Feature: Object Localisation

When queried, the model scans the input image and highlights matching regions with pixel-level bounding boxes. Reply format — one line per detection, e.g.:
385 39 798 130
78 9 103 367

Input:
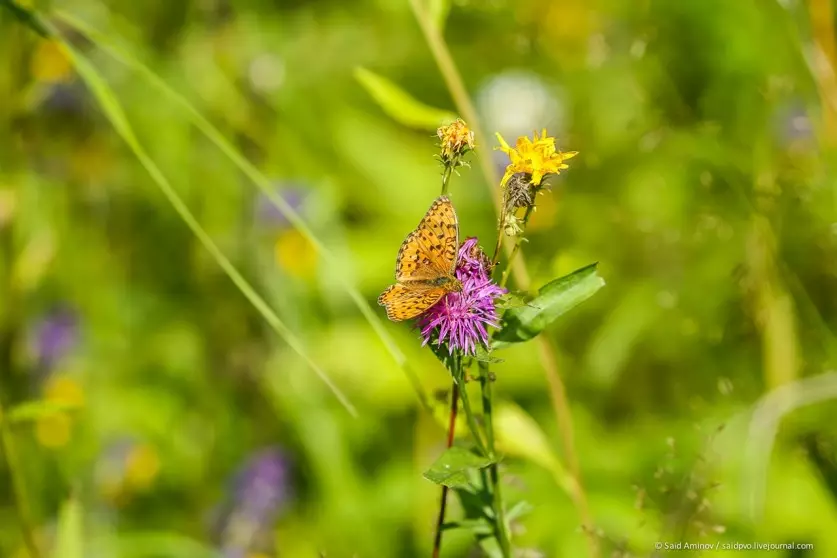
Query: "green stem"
431 381 459 558
479 362 512 557
0 409 41 558
440 164 453 196
498 201 537 288
453 354 487 456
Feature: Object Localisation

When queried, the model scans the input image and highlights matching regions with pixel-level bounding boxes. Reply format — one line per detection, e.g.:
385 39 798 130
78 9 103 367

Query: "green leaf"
441 518 493 535
495 290 532 311
428 0 451 31
472 344 503 364
111 532 223 558
506 499 534 523
494 401 575 498
54 497 83 558
493 263 605 347
6 399 81 425
428 339 456 373
354 66 457 130
423 446 495 488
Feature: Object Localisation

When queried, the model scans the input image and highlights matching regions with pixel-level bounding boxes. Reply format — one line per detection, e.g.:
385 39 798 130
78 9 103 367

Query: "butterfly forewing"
395 196 458 282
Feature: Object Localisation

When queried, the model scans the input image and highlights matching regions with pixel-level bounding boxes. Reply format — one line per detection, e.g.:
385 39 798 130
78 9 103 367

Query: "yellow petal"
495 132 511 152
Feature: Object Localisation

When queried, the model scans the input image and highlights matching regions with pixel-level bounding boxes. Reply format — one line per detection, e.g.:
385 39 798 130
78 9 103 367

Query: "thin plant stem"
431 381 459 558
408 3 598 554
454 356 487 456
478 362 511 557
0 406 41 558
499 202 537 288
440 165 453 196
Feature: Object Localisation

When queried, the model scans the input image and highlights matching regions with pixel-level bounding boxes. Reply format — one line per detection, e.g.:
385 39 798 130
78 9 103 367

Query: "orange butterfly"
378 196 462 321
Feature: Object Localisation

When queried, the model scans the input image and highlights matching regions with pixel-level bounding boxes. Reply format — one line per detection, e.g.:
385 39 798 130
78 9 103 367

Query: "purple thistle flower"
29 306 78 369
419 238 506 355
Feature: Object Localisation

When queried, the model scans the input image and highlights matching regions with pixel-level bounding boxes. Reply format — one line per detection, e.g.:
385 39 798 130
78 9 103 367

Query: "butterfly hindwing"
377 284 447 322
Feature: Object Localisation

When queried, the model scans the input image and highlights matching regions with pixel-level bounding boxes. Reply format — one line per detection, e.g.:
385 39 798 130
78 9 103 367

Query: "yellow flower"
35 375 85 449
31 39 72 84
495 129 578 187
275 230 317 278
125 443 161 491
437 119 475 162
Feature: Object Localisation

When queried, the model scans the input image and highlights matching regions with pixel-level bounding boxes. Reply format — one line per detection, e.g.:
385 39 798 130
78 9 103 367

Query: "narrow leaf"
54 497 83 558
428 0 451 31
494 401 575 497
440 518 493 535
493 263 604 347
7 400 81 424
423 446 494 488
354 66 457 130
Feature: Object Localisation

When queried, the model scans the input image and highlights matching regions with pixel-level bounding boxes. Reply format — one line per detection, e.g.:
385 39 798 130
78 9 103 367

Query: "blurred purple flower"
233 448 289 522
254 185 306 230
217 448 291 556
41 82 86 114
29 306 78 369
419 238 506 355
774 101 815 149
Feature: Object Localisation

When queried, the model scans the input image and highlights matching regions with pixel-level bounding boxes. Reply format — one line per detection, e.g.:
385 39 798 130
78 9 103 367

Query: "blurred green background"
2 0 837 556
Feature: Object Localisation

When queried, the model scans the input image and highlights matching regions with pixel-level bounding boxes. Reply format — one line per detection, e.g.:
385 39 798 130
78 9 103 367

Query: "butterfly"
378 195 462 321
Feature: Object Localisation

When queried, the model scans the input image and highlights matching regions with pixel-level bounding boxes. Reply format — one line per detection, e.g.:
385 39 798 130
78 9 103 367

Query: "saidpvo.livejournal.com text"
655 541 814 552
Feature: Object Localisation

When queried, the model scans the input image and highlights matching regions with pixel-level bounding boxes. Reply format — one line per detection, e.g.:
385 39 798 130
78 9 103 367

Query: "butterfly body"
378 196 460 322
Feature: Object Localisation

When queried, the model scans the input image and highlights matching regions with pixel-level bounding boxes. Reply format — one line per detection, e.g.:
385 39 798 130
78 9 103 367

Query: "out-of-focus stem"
808 0 837 145
0 410 41 558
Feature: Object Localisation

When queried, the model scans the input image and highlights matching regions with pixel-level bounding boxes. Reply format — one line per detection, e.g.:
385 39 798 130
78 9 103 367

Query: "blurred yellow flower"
35 412 72 448
44 375 85 407
437 119 475 162
35 375 85 449
0 189 16 227
31 39 72 83
275 230 317 278
125 443 161 491
495 130 577 187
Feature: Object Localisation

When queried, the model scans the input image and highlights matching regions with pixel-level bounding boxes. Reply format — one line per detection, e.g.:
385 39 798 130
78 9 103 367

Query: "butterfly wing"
377 283 446 322
395 196 458 282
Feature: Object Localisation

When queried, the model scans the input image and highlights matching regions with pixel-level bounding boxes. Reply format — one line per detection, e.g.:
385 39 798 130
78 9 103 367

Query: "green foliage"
2 0 837 556
5 400 80 425
493 263 605 347
54 498 82 558
355 67 457 131
423 446 495 488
